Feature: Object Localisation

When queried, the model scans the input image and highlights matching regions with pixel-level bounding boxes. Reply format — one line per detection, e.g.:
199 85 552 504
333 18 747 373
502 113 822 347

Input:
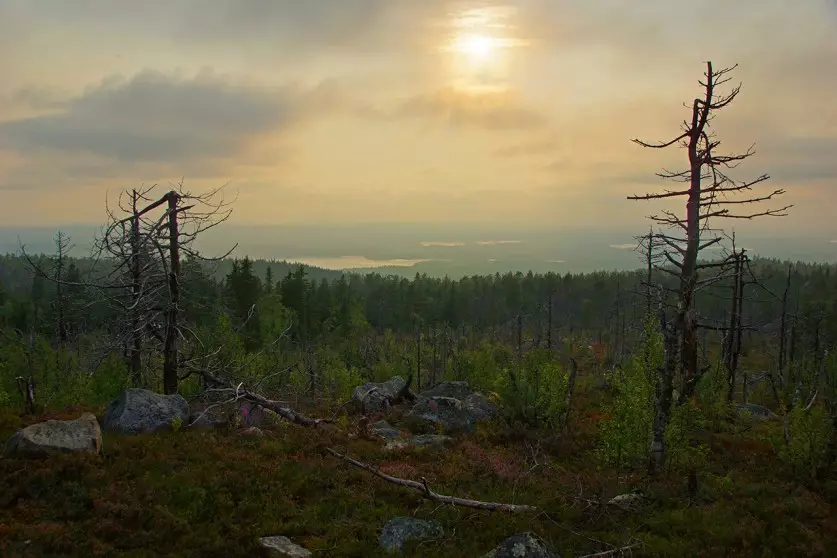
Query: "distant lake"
289 256 431 270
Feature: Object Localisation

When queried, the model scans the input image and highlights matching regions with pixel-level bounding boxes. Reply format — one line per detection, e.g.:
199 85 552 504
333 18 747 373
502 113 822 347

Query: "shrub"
494 349 569 429
597 317 659 469
780 405 832 478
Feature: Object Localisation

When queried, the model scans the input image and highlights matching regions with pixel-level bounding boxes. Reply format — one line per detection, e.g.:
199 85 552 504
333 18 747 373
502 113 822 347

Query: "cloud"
609 243 637 250
0 70 345 164
368 88 549 131
477 240 522 245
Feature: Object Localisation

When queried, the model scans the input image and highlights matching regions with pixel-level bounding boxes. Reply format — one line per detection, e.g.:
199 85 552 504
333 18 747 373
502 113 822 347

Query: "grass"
1 401 836 557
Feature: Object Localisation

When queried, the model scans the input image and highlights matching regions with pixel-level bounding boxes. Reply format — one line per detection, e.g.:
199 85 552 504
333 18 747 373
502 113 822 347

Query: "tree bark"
163 191 181 395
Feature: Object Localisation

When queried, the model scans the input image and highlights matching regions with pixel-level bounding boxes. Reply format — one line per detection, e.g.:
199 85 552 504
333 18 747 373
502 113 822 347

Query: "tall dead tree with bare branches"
628 61 791 475
100 183 235 394
24 182 234 394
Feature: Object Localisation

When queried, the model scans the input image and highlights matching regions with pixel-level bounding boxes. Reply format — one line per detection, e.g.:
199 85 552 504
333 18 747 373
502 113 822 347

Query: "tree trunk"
163 191 181 395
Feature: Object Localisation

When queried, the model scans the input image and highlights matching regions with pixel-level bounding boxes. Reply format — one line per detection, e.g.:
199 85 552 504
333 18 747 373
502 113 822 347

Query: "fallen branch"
326 447 536 512
197 370 330 428
244 388 330 427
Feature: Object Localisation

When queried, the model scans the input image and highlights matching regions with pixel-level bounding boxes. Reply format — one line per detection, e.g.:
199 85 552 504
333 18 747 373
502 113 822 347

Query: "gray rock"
385 434 453 451
735 403 779 421
188 402 231 430
407 382 499 434
422 381 474 400
103 388 189 435
607 493 646 509
259 535 311 557
371 420 401 440
406 396 476 433
188 400 267 430
379 516 443 552
352 376 407 414
463 393 500 421
482 533 558 558
4 413 102 458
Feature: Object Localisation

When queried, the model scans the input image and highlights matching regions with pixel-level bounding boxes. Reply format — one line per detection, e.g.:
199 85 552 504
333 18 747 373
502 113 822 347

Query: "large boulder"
406 391 498 434
482 533 559 558
406 396 475 433
352 376 407 414
4 413 102 458
422 381 474 400
406 381 499 434
103 388 189 435
370 420 401 440
259 536 311 557
379 516 443 552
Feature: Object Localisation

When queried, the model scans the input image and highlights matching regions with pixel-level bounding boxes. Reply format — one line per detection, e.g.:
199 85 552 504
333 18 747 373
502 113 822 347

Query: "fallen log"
193 370 330 428
326 447 536 513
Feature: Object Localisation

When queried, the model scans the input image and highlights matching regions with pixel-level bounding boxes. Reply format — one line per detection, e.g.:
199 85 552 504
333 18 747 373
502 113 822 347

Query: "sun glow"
442 6 526 93
453 34 500 63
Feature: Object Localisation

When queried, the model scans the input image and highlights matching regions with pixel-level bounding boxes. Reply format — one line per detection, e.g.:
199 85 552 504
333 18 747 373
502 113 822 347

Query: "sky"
1 0 835 240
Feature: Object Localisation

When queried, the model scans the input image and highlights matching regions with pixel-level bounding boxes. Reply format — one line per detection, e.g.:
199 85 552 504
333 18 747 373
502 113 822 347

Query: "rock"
422 381 474 400
4 413 102 458
482 532 558 558
240 426 264 437
406 382 499 434
188 400 267 430
371 420 401 440
259 535 311 557
352 376 408 414
463 393 499 421
406 396 477 433
103 388 189 435
239 401 266 427
379 516 443 552
607 493 646 510
735 403 779 421
188 402 231 430
385 434 453 451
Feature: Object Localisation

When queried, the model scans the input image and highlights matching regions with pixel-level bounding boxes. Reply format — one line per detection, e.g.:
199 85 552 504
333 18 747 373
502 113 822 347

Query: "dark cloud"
1 0 441 53
0 70 344 163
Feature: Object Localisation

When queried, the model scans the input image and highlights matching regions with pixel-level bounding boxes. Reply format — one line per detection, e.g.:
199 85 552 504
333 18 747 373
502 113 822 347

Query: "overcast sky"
1 0 835 238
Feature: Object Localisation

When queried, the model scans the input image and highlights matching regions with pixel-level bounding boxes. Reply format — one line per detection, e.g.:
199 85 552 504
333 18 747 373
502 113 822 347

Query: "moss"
1 402 836 557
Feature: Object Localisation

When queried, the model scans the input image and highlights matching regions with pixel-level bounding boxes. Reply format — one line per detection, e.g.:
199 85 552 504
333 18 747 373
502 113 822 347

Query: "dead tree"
51 231 74 344
24 182 234 394
628 61 791 475
723 238 747 401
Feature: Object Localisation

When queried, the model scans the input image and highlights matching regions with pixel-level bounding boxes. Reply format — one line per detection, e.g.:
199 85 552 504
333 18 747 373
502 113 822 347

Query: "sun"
453 34 498 63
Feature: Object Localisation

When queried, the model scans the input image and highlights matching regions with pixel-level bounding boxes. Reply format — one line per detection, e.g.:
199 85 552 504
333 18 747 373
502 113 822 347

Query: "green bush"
780 405 832 478
597 317 659 469
494 349 569 428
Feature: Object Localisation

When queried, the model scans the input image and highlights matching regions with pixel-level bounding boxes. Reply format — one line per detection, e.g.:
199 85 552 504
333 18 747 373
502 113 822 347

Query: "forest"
1 63 835 557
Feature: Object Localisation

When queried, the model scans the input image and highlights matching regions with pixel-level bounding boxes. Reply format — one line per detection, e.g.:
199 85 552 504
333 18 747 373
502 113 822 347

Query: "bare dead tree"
628 61 791 475
723 236 747 401
22 182 234 394
51 231 74 345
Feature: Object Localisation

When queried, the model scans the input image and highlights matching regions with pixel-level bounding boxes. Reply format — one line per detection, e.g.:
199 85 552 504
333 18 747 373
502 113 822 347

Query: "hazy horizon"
2 1 836 261
4 223 837 278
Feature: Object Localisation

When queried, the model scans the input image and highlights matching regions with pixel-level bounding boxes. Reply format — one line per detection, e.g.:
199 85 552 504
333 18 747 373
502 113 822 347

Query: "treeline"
2 252 837 353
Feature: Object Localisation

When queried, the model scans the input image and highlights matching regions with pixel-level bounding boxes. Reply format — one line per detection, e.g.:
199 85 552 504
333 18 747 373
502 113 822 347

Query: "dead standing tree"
105 183 234 394
628 61 791 475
